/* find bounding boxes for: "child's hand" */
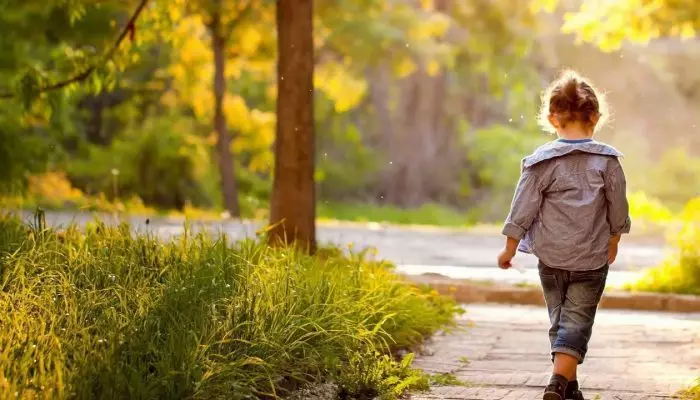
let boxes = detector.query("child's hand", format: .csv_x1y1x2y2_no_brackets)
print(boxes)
497,248,516,269
608,234,621,265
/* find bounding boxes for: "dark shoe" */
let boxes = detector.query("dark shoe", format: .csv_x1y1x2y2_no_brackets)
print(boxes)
567,389,585,400
543,383,566,400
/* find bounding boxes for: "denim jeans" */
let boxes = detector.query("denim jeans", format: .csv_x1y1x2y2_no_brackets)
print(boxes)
538,261,609,364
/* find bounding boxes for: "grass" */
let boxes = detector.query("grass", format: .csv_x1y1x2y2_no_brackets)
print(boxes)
0,213,462,399
318,202,473,227
428,373,468,387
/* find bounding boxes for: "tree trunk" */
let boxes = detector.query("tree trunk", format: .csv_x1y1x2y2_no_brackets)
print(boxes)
269,0,316,252
211,6,240,217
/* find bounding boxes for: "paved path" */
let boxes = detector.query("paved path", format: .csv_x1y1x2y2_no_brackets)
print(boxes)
28,211,667,273
412,305,700,400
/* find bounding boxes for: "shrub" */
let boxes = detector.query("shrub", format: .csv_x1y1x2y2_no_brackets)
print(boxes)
627,191,675,234
68,115,218,210
0,214,460,399
631,197,700,295
643,147,700,210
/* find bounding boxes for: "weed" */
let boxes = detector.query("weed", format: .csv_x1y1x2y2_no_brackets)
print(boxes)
428,373,468,387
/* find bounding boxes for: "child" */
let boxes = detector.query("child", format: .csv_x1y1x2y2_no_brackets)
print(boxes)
497,70,631,400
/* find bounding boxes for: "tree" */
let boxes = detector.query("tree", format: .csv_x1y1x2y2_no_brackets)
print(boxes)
208,0,243,217
532,0,700,51
269,0,316,252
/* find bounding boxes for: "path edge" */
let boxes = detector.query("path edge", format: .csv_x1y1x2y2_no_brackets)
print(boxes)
405,273,700,313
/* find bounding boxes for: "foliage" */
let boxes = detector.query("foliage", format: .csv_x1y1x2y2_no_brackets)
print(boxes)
335,351,429,400
532,0,700,51
0,113,55,193
428,373,469,387
465,124,543,221
631,197,700,295
68,114,218,210
681,379,700,400
627,191,676,234
0,214,461,399
643,147,700,210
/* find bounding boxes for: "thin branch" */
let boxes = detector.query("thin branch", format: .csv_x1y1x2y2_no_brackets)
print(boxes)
0,0,150,99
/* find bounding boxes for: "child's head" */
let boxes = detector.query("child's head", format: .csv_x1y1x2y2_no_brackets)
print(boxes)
538,70,608,136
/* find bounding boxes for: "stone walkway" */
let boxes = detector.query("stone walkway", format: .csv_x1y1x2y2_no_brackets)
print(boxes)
412,305,700,400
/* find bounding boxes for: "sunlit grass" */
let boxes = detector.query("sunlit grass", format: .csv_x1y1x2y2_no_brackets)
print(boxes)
0,214,461,399
318,202,473,227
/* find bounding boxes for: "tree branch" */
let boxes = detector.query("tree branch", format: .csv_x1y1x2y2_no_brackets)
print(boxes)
0,0,150,99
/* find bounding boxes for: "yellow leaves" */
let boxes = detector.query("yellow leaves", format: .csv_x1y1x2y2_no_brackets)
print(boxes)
218,95,275,173
238,25,263,55
529,0,557,13
408,12,451,41
314,61,367,113
225,95,252,132
677,22,696,40
392,57,417,79
426,60,441,77
552,0,699,51
419,0,434,11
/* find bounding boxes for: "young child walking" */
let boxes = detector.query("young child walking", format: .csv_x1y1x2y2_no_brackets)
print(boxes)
497,70,631,400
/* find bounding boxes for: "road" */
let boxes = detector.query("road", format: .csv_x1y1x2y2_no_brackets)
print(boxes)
22,211,668,277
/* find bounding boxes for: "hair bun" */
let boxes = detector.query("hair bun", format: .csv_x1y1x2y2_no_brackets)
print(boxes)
562,78,579,104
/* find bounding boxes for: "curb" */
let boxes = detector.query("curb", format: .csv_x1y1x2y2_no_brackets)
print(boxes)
405,273,700,313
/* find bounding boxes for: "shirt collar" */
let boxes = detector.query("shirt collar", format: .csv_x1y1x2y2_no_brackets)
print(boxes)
522,140,624,169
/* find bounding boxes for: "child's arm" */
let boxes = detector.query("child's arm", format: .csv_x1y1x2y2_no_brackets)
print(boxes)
605,161,631,237
605,160,631,264
499,168,543,268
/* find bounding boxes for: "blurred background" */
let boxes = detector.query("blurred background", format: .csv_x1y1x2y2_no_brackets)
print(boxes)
1,0,698,228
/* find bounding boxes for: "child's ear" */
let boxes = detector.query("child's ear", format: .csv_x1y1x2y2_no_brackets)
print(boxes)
590,113,600,127
548,114,560,130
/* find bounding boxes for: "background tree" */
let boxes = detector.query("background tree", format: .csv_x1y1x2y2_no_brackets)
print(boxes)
269,0,316,252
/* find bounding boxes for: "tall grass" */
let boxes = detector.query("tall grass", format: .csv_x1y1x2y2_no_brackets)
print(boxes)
0,214,459,399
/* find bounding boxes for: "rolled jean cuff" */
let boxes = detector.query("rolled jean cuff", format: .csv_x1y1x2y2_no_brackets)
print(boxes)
552,346,584,364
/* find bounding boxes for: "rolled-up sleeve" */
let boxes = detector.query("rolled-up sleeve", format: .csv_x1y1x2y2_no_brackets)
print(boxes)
605,161,631,235
502,169,543,240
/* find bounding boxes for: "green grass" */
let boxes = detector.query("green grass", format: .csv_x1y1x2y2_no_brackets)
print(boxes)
0,214,461,399
318,202,473,227
428,373,468,387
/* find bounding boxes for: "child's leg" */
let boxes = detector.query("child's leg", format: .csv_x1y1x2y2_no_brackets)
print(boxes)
551,265,609,393
553,353,578,380
540,263,608,398
552,266,608,362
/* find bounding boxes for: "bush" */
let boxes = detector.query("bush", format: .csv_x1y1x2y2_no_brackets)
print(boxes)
0,214,460,399
631,198,700,295
643,147,700,210
465,124,542,221
627,191,676,234
68,115,218,210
